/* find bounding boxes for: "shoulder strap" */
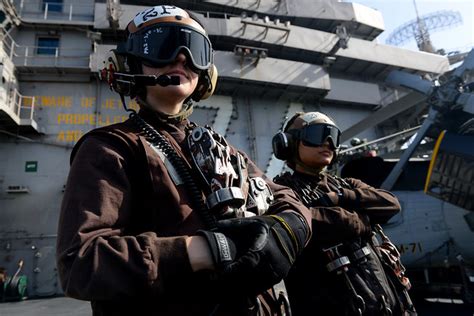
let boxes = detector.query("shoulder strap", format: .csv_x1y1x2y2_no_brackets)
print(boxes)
129,112,217,230
274,173,325,208
325,173,353,190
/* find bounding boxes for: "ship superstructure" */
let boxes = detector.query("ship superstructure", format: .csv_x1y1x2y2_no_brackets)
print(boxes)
0,0,451,297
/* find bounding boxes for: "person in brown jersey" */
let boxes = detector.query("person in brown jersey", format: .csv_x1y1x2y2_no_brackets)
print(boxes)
56,5,311,316
272,111,416,315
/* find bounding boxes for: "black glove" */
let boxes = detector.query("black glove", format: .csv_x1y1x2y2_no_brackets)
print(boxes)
198,212,310,295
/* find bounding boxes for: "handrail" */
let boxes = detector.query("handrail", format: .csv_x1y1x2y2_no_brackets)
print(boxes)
194,10,240,19
14,45,91,57
0,29,37,126
0,87,36,123
1,27,90,67
11,88,36,121
16,0,94,22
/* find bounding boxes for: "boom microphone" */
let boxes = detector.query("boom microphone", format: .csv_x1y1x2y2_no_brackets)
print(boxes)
156,75,180,86
132,74,180,87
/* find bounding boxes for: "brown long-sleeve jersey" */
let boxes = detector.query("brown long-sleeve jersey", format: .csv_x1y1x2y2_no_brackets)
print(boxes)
274,171,400,245
56,109,311,316
274,170,401,315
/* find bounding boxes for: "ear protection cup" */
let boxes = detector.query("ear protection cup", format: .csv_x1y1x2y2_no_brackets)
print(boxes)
100,49,128,94
272,113,302,160
272,131,296,160
100,49,137,96
99,49,145,98
191,64,218,101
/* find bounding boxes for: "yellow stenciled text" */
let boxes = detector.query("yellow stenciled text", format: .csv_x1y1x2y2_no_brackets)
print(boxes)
56,130,83,142
57,113,128,126
81,97,96,108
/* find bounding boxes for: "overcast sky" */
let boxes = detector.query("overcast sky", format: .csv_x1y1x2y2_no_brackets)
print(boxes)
351,0,474,53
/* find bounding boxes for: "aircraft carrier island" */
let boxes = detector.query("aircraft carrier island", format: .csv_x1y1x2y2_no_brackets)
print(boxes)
0,0,473,314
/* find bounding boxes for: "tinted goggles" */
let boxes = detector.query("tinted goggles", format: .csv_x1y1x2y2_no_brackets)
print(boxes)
127,24,213,71
295,124,341,150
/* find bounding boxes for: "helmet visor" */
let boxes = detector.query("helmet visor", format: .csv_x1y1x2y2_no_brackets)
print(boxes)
127,24,212,71
299,124,341,150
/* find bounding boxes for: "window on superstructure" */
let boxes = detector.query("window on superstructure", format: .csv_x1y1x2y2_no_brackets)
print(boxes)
36,37,60,55
42,0,63,13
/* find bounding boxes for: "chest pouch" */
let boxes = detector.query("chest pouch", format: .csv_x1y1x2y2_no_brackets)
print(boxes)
187,126,245,218
187,126,274,219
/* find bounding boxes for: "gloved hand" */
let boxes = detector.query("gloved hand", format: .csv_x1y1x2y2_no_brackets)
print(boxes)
198,211,310,295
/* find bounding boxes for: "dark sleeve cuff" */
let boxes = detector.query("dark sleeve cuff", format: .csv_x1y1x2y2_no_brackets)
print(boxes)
339,188,360,209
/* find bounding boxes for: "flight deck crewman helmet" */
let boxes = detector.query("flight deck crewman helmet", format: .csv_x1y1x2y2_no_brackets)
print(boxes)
102,5,218,101
272,111,341,162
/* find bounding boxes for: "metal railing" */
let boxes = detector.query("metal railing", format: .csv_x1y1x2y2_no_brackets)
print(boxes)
11,89,36,121
14,45,91,67
0,29,37,126
1,29,91,68
14,0,94,23
0,87,36,123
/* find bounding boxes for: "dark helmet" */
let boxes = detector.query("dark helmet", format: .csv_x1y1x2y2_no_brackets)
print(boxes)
101,5,217,101
272,111,341,166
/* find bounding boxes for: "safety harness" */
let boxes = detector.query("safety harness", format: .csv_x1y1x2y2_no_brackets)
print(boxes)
129,109,291,316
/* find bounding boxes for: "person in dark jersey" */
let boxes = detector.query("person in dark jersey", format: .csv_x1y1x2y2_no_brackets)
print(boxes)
56,6,311,316
272,111,416,315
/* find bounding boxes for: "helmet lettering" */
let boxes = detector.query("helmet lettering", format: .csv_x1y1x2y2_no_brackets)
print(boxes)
159,5,177,15
142,8,158,22
133,6,187,27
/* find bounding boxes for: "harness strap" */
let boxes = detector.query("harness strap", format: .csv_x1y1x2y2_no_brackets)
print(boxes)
129,111,217,229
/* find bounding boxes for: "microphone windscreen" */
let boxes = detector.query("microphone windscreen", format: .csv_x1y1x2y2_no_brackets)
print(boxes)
169,76,180,85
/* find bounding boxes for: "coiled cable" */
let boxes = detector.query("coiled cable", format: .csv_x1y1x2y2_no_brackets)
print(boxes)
128,110,217,230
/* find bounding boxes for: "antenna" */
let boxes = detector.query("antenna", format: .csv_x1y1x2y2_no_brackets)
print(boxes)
412,0,435,53
386,1,462,54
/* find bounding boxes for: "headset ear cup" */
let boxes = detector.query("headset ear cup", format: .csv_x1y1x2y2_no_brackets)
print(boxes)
272,132,294,160
100,49,131,95
101,49,128,76
192,64,218,101
203,64,218,100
